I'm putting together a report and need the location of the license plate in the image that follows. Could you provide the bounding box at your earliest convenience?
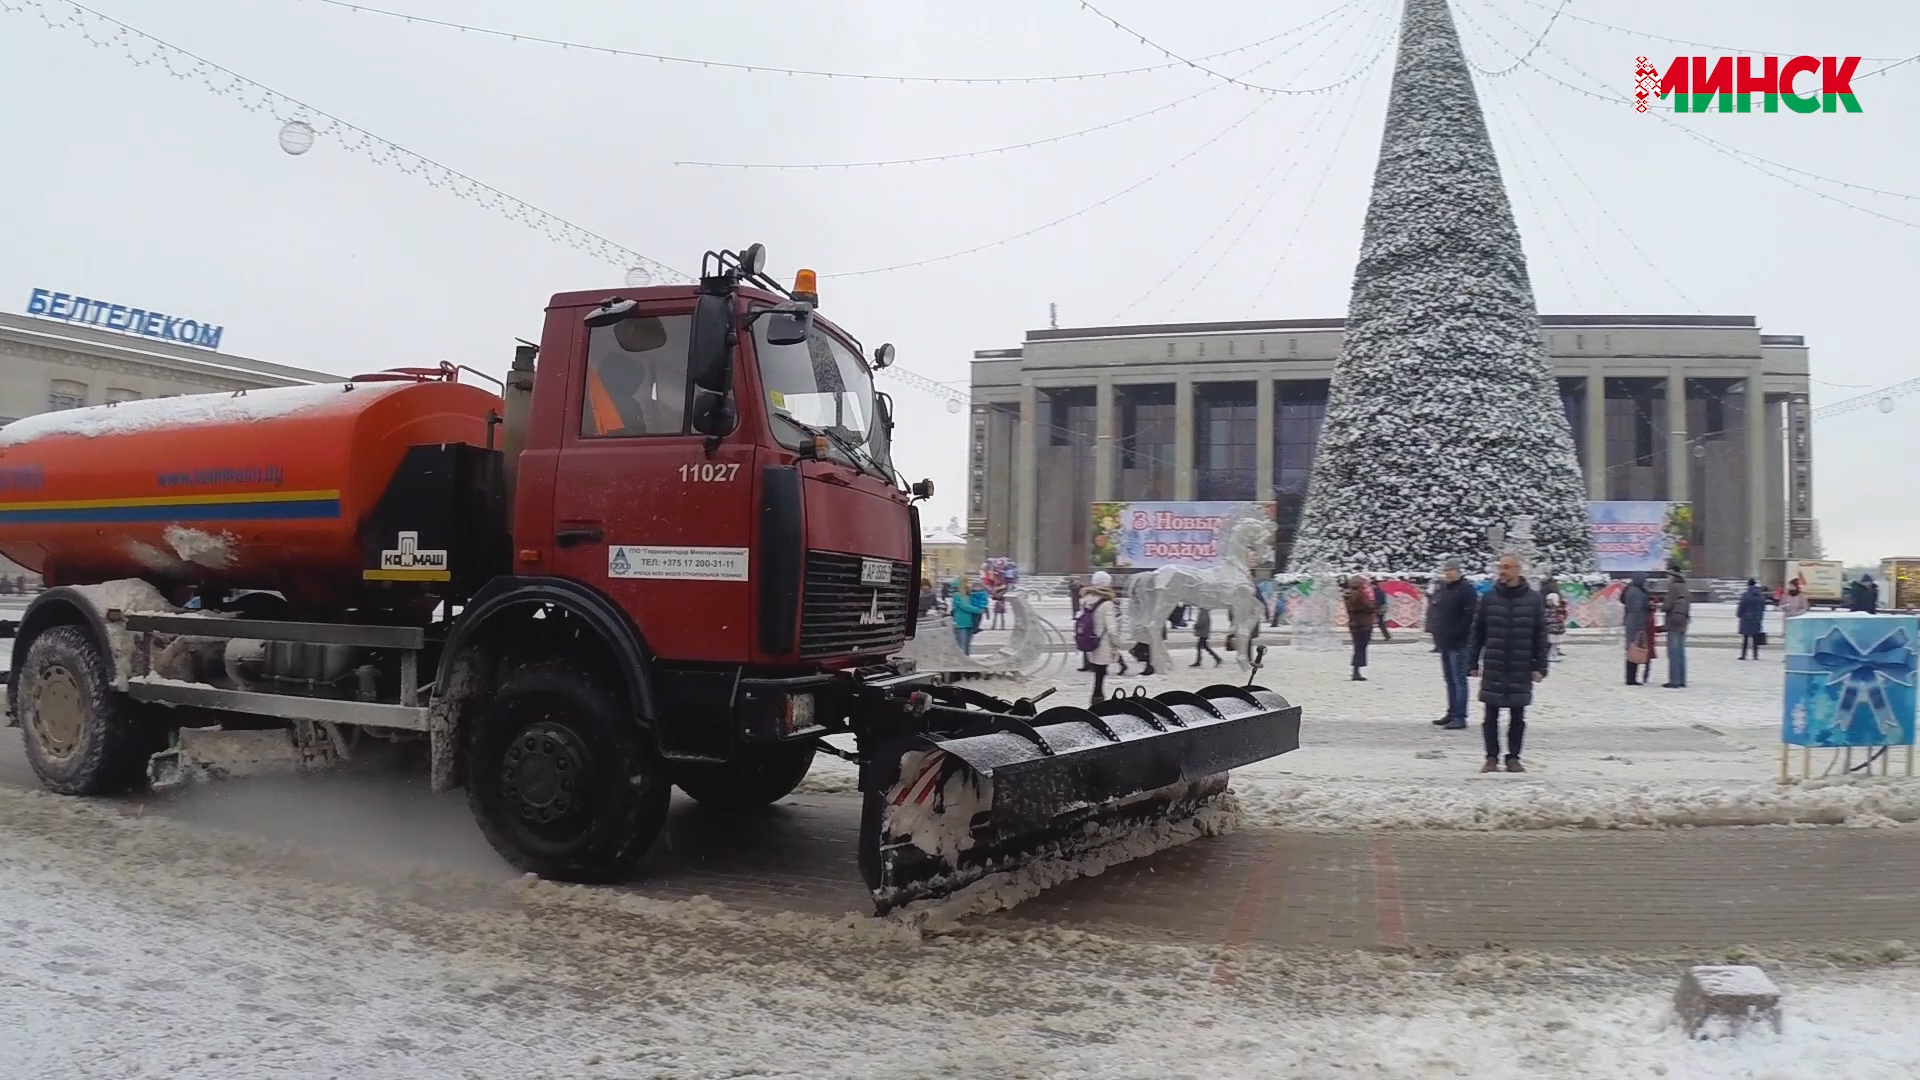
[861,558,891,585]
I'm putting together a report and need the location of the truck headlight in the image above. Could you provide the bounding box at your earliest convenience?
[781,693,816,735]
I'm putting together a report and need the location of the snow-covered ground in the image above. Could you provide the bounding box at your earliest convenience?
[3,782,1918,1079]
[820,607,1920,832]
[6,598,1920,1075]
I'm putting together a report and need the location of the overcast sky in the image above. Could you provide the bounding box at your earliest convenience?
[2,1,1915,563]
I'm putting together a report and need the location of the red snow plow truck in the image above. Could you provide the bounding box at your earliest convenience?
[0,245,1300,911]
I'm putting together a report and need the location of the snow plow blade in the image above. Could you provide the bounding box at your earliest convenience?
[859,684,1300,913]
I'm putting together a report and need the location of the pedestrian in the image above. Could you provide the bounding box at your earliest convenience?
[1468,553,1549,774]
[990,588,1008,631]
[1622,572,1652,685]
[1169,603,1188,629]
[940,577,954,614]
[1781,578,1811,620]
[1736,577,1768,660]
[917,578,936,618]
[1373,580,1392,641]
[1344,573,1377,682]
[1849,574,1880,614]
[1076,571,1122,704]
[950,575,987,654]
[1541,577,1569,661]
[1191,606,1223,667]
[1660,567,1692,688]
[1428,557,1479,730]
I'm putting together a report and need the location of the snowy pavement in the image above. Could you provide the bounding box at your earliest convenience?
[6,614,1920,1075]
[4,783,1920,1079]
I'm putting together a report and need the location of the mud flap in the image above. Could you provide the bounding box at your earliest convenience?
[148,722,345,790]
[860,685,1301,913]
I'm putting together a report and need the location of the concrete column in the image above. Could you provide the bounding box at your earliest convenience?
[1174,377,1195,500]
[1094,377,1116,502]
[1746,371,1768,575]
[1015,382,1038,568]
[1585,370,1607,501]
[1765,393,1787,562]
[1255,377,1275,501]
[1666,368,1689,502]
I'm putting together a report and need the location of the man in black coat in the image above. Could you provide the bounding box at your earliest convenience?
[1429,557,1480,730]
[1469,553,1550,773]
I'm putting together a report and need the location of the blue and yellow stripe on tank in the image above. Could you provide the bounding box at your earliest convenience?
[0,489,342,525]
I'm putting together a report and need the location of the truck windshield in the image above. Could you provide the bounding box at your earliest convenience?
[755,322,891,474]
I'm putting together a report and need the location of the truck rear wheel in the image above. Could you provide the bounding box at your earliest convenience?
[673,745,816,811]
[465,661,669,883]
[16,625,164,795]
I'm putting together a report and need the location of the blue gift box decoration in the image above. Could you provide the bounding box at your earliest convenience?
[1783,613,1919,748]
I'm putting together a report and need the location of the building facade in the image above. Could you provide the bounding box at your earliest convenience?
[0,311,334,425]
[969,315,1813,578]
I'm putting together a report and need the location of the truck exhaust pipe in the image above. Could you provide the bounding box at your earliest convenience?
[499,342,537,505]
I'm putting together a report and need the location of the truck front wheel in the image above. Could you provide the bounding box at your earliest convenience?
[16,624,164,795]
[465,662,670,883]
[673,745,816,811]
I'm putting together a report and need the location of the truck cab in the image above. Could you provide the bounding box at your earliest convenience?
[512,250,918,672]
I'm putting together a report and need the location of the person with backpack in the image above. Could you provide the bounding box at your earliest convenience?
[1190,606,1223,667]
[1077,571,1123,704]
[1372,580,1392,642]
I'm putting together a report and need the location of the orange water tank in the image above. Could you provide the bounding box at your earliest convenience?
[0,378,499,604]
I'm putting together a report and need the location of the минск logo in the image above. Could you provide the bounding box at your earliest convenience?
[1635,55,1863,114]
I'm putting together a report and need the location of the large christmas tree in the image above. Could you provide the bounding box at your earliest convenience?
[1288,0,1596,574]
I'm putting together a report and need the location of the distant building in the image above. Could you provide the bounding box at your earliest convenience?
[0,310,334,426]
[970,314,1813,578]
[920,520,970,585]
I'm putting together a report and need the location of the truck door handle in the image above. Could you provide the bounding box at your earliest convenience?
[556,527,603,548]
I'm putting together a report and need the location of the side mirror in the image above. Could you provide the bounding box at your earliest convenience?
[688,292,737,439]
[873,343,896,369]
[764,307,813,346]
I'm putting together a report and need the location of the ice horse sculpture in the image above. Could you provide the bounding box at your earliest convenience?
[1127,513,1274,672]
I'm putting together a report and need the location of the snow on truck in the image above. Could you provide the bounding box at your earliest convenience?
[0,245,1299,911]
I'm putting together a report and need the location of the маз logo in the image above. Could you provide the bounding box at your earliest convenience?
[1635,55,1863,114]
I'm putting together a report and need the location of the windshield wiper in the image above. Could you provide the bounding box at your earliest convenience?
[775,412,890,484]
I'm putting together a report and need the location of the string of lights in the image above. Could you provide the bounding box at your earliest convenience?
[1812,377,1920,421]
[296,0,1347,87]
[1468,1,1920,204]
[676,0,1362,170]
[1482,90,1629,306]
[1077,0,1404,96]
[1482,99,1587,308]
[824,95,1275,278]
[0,0,693,284]
[826,13,1401,278]
[1472,0,1568,77]
[1249,69,1381,308]
[1106,0,1383,318]
[1493,85,1701,311]
[1456,2,1920,230]
[1111,88,1349,321]
[1504,0,1907,65]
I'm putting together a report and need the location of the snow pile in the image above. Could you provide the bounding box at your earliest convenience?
[898,791,1242,928]
[163,525,238,568]
[0,381,400,445]
[66,578,176,686]
[1288,0,1594,573]
[1229,775,1920,831]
